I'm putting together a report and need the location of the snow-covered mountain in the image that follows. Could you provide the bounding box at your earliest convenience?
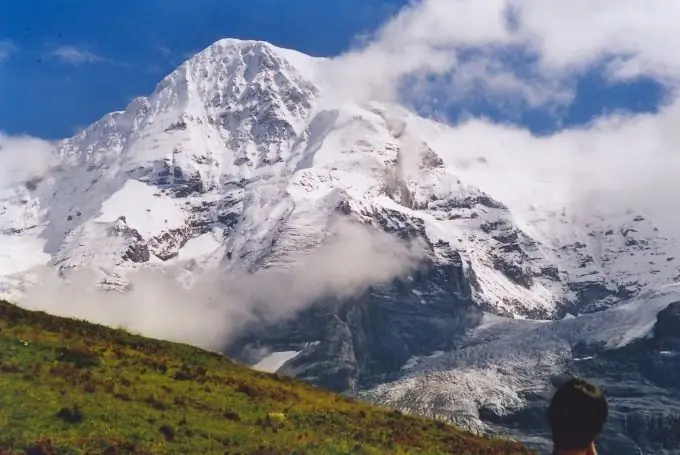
[1,39,679,454]
[3,39,677,313]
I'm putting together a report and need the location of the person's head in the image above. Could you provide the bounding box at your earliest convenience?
[547,377,608,453]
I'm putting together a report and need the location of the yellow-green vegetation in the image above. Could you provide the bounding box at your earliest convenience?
[0,300,531,455]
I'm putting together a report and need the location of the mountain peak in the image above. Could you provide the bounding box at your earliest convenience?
[163,38,324,106]
[56,37,324,177]
[4,37,678,319]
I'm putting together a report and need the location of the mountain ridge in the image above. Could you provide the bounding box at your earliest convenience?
[3,38,677,317]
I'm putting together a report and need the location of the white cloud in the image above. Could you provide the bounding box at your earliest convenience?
[324,0,680,252]
[18,218,425,349]
[323,0,513,103]
[157,45,171,56]
[328,0,680,108]
[323,0,680,240]
[0,133,57,190]
[51,45,103,64]
[428,97,680,235]
[379,0,512,47]
[513,0,680,81]
[0,41,18,61]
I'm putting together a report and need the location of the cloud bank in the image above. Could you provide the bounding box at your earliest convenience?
[329,0,680,110]
[51,45,104,65]
[0,133,57,190]
[18,218,425,350]
[327,0,680,234]
[429,104,680,235]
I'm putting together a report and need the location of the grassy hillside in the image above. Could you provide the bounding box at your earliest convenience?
[0,299,530,455]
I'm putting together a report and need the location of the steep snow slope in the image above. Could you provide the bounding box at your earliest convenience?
[2,40,319,288]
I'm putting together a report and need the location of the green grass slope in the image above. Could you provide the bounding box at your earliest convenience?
[0,300,531,455]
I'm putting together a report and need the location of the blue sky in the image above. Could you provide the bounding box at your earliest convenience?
[0,0,668,139]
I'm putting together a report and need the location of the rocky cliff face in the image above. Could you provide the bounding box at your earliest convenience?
[229,256,482,395]
[1,38,679,454]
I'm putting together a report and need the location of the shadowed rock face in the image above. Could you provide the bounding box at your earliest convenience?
[484,302,680,455]
[227,260,483,395]
[655,302,680,346]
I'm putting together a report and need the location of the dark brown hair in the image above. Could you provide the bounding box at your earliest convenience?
[547,377,608,450]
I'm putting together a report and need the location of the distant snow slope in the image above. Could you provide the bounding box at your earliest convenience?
[252,351,301,373]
